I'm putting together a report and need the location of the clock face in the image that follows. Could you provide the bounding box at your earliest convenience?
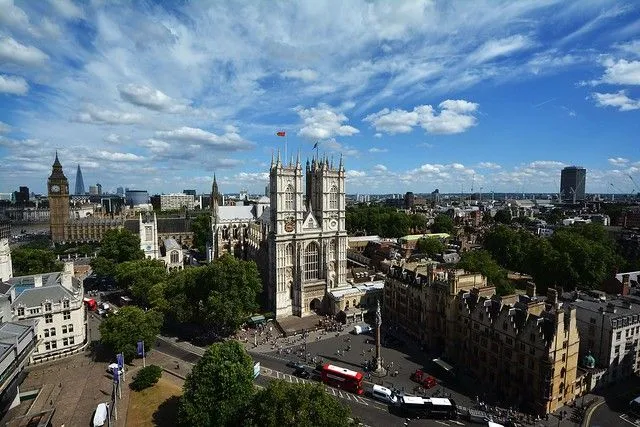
[50,185,60,193]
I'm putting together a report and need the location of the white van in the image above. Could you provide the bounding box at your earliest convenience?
[353,324,372,335]
[371,384,397,404]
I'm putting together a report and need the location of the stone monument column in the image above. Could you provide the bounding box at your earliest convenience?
[373,299,386,376]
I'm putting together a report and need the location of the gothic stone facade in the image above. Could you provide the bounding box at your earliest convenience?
[268,154,348,318]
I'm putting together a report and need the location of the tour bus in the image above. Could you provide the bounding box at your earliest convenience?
[396,395,458,419]
[320,363,364,395]
[83,297,97,311]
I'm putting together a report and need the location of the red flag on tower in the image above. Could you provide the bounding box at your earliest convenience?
[276,131,286,137]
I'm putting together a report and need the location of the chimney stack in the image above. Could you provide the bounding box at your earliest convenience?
[34,275,42,288]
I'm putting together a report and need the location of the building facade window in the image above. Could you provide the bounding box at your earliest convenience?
[329,186,338,210]
[62,325,67,334]
[63,300,70,308]
[44,302,52,311]
[63,338,68,346]
[284,185,294,211]
[68,324,74,333]
[50,328,56,336]
[45,314,53,324]
[44,329,49,338]
[145,226,153,241]
[304,242,319,281]
[17,307,24,316]
[170,251,179,263]
[63,311,70,320]
[70,337,75,345]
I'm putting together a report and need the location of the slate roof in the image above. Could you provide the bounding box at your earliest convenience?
[158,218,191,233]
[218,205,254,221]
[164,238,181,251]
[12,285,74,308]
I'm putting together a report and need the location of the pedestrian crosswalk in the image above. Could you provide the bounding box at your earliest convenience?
[260,366,371,405]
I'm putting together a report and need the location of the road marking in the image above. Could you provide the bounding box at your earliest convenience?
[435,421,449,426]
[620,414,640,426]
[583,399,604,427]
[339,391,343,398]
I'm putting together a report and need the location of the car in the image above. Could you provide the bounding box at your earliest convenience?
[286,361,305,370]
[293,368,310,379]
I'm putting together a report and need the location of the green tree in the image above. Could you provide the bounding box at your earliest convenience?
[130,365,163,391]
[97,229,144,264]
[415,238,445,258]
[164,255,261,335]
[493,209,512,224]
[99,306,163,360]
[244,381,352,427]
[431,214,454,234]
[178,341,254,427]
[114,259,168,304]
[458,250,513,296]
[90,256,116,278]
[345,205,413,237]
[191,213,211,254]
[11,248,63,276]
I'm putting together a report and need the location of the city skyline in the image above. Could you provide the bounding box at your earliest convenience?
[0,1,639,194]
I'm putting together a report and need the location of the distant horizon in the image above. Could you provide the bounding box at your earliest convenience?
[0,1,638,194]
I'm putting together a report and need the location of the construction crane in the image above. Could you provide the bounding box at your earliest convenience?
[610,183,617,202]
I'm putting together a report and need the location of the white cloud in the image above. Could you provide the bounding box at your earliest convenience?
[281,69,318,82]
[374,133,382,138]
[296,104,359,140]
[118,83,188,112]
[373,164,387,172]
[0,0,30,29]
[468,35,533,64]
[365,99,479,135]
[0,121,10,133]
[599,58,640,85]
[614,40,640,57]
[528,160,566,169]
[346,170,366,178]
[155,126,254,151]
[608,157,629,166]
[368,147,388,153]
[592,91,640,111]
[0,74,28,95]
[75,105,143,124]
[49,0,83,19]
[477,162,501,169]
[91,151,145,162]
[0,37,49,67]
[40,18,63,38]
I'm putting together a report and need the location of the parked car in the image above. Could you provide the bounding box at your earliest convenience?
[410,369,437,389]
[286,361,305,370]
[293,368,310,379]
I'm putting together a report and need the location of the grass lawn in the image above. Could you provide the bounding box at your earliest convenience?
[126,377,182,427]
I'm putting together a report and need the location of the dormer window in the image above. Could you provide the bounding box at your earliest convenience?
[63,299,70,308]
[17,307,24,316]
[45,302,52,311]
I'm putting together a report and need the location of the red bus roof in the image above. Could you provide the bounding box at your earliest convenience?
[322,364,363,380]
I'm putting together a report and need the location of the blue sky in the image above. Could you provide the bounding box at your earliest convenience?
[0,0,639,195]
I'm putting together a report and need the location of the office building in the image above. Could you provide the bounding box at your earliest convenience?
[74,164,85,195]
[125,190,149,207]
[160,193,195,211]
[560,166,586,203]
[13,187,29,205]
[183,189,196,197]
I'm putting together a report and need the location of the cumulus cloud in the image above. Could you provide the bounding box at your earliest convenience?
[91,151,145,162]
[295,104,359,140]
[372,164,387,172]
[346,170,366,178]
[0,0,30,30]
[368,147,388,153]
[0,37,49,67]
[155,126,254,151]
[608,157,629,166]
[74,105,143,125]
[0,121,11,133]
[281,69,318,82]
[118,83,188,112]
[364,99,479,135]
[528,160,566,169]
[477,162,502,169]
[0,74,28,95]
[592,91,640,111]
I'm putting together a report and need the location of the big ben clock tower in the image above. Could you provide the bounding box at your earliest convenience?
[48,152,69,243]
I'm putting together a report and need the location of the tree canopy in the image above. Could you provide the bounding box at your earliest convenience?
[191,213,211,255]
[493,209,512,224]
[482,223,623,293]
[114,258,168,305]
[178,341,254,427]
[431,214,454,234]
[10,248,63,276]
[96,228,144,264]
[458,249,514,296]
[345,205,412,237]
[244,381,352,427]
[161,255,262,336]
[99,306,163,361]
[415,237,445,258]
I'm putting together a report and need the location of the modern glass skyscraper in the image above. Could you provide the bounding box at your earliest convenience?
[560,166,586,203]
[75,164,85,195]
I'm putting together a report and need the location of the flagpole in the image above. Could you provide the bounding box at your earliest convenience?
[285,132,288,164]
[143,341,146,368]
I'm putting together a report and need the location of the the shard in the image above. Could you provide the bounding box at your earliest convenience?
[75,164,85,195]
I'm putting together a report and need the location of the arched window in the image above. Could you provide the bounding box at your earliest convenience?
[329,185,338,210]
[304,242,319,281]
[284,185,294,210]
[328,239,335,261]
[170,251,179,263]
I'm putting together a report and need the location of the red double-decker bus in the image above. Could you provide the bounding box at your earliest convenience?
[320,364,364,395]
